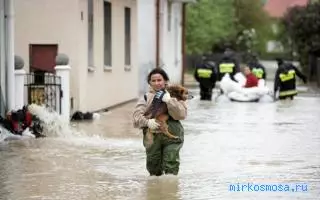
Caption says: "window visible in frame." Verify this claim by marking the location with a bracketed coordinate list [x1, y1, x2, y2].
[124, 7, 131, 66]
[104, 1, 112, 66]
[88, 0, 94, 67]
[167, 2, 172, 31]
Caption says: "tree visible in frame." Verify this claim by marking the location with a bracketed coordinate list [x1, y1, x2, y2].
[233, 0, 272, 53]
[185, 0, 272, 55]
[186, 0, 236, 54]
[282, 2, 320, 71]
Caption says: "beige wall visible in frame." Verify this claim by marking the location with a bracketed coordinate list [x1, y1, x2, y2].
[14, 0, 138, 113]
[14, 0, 81, 111]
[83, 0, 139, 111]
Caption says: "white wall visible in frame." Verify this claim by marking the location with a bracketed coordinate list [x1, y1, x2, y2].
[159, 1, 183, 84]
[137, 0, 156, 95]
[14, 0, 81, 110]
[84, 0, 139, 111]
[137, 0, 184, 95]
[14, 0, 138, 112]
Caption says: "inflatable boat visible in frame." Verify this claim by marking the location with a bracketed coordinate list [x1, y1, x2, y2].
[219, 73, 271, 102]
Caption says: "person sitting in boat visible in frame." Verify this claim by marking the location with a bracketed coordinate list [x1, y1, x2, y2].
[243, 66, 259, 88]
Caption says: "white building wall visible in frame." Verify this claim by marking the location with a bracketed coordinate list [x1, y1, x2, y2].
[137, 0, 156, 95]
[14, 0, 138, 112]
[159, 0, 182, 84]
[137, 0, 184, 94]
[82, 0, 139, 112]
[14, 0, 82, 110]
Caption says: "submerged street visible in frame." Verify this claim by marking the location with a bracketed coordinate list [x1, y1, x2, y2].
[0, 86, 319, 200]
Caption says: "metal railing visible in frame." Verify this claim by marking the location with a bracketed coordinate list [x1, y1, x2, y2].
[24, 72, 62, 113]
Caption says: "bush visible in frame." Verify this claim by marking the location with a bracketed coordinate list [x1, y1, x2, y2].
[282, 2, 320, 72]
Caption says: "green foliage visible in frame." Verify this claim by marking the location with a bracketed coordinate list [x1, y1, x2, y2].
[234, 0, 270, 31]
[282, 2, 320, 69]
[283, 3, 320, 54]
[185, 0, 272, 55]
[234, 0, 272, 53]
[185, 0, 236, 54]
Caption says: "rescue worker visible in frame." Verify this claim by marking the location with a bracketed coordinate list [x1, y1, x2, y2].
[217, 49, 240, 82]
[243, 66, 259, 88]
[194, 54, 217, 100]
[132, 68, 187, 176]
[247, 53, 267, 80]
[274, 58, 307, 100]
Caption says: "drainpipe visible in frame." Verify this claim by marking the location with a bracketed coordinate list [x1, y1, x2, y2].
[0, 0, 6, 115]
[5, 0, 15, 111]
[155, 0, 160, 68]
[181, 3, 187, 85]
[0, 1, 6, 90]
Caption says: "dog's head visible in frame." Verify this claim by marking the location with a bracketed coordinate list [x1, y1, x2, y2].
[166, 85, 189, 101]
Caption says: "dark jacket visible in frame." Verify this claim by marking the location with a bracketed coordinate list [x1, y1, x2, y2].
[274, 62, 307, 96]
[194, 60, 217, 88]
[217, 55, 239, 82]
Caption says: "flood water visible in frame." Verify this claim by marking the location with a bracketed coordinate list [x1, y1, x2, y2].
[0, 86, 319, 200]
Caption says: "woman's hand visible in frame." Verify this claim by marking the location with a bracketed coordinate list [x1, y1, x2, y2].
[147, 119, 160, 129]
[154, 90, 171, 103]
[162, 92, 171, 103]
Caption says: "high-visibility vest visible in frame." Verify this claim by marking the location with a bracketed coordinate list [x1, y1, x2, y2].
[252, 68, 264, 79]
[197, 69, 212, 78]
[219, 63, 235, 73]
[279, 70, 295, 82]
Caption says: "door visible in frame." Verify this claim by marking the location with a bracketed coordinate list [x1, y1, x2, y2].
[28, 44, 60, 110]
[29, 44, 58, 73]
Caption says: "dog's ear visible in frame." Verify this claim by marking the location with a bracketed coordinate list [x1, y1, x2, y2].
[179, 87, 186, 95]
[180, 87, 188, 101]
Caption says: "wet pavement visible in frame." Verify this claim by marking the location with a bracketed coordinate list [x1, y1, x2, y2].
[0, 85, 320, 200]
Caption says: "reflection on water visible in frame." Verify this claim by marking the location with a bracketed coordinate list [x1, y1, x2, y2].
[0, 88, 319, 200]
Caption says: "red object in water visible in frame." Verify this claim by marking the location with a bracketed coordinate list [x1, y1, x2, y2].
[24, 111, 33, 127]
[10, 111, 33, 134]
[244, 73, 259, 88]
[11, 121, 20, 133]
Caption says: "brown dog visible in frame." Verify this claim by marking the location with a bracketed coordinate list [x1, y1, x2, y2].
[144, 85, 189, 147]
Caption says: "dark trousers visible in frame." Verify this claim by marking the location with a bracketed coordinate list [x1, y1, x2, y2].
[200, 84, 213, 100]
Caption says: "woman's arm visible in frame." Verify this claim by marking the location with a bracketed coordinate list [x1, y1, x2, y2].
[132, 96, 149, 128]
[166, 98, 187, 120]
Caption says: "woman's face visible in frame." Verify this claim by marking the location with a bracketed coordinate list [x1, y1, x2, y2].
[150, 73, 166, 91]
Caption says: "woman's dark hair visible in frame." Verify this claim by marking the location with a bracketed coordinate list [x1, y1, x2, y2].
[147, 68, 170, 83]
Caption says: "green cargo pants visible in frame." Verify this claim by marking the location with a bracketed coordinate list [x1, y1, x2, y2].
[143, 118, 184, 176]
